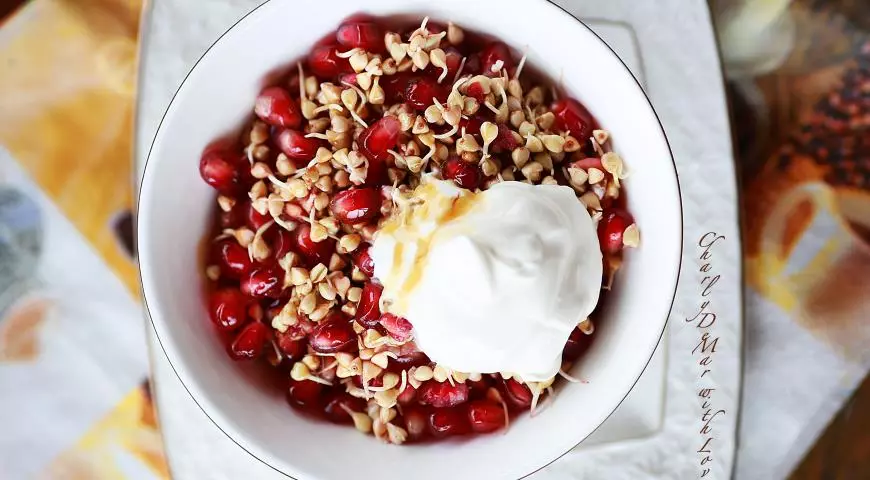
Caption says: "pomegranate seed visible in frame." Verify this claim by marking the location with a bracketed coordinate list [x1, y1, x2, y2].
[308, 45, 350, 78]
[240, 266, 283, 298]
[287, 379, 323, 410]
[466, 81, 487, 102]
[227, 322, 269, 360]
[246, 201, 272, 231]
[275, 129, 324, 162]
[562, 326, 592, 361]
[212, 239, 252, 279]
[219, 205, 244, 229]
[397, 384, 418, 405]
[254, 86, 302, 128]
[294, 223, 336, 265]
[199, 149, 241, 194]
[458, 115, 486, 136]
[386, 342, 431, 371]
[309, 315, 358, 353]
[323, 392, 367, 423]
[274, 330, 305, 362]
[463, 53, 482, 75]
[492, 123, 519, 151]
[502, 378, 532, 409]
[467, 400, 505, 433]
[388, 352, 431, 371]
[418, 381, 469, 408]
[405, 77, 448, 110]
[403, 406, 430, 440]
[380, 313, 413, 342]
[380, 72, 411, 104]
[355, 283, 383, 328]
[338, 73, 358, 86]
[358, 116, 401, 184]
[569, 156, 603, 171]
[480, 41, 514, 76]
[429, 407, 471, 437]
[336, 22, 384, 52]
[467, 377, 493, 400]
[271, 228, 295, 260]
[352, 244, 375, 277]
[443, 48, 464, 79]
[208, 288, 250, 332]
[598, 208, 634, 255]
[552, 98, 595, 141]
[330, 187, 381, 225]
[442, 157, 482, 189]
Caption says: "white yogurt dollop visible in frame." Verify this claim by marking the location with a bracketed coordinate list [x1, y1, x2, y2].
[371, 178, 602, 382]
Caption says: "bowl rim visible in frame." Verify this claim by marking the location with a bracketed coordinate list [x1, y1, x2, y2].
[136, 1, 683, 478]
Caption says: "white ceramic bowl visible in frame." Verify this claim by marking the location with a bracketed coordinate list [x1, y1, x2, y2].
[138, 0, 681, 478]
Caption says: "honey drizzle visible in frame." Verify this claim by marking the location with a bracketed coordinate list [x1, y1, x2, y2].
[383, 183, 478, 314]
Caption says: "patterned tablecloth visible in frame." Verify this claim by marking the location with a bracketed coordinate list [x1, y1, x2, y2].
[0, 0, 868, 479]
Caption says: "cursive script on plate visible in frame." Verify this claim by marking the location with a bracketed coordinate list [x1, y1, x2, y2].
[686, 232, 726, 478]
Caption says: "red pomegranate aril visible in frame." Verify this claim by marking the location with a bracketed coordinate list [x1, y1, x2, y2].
[405, 77, 448, 110]
[330, 188, 381, 225]
[208, 288, 249, 332]
[467, 400, 505, 433]
[287, 379, 323, 410]
[397, 384, 418, 405]
[492, 123, 519, 151]
[562, 326, 592, 361]
[275, 330, 305, 362]
[337, 22, 384, 52]
[219, 206, 244, 229]
[380, 72, 411, 104]
[294, 223, 336, 265]
[358, 116, 402, 163]
[213, 239, 252, 279]
[458, 115, 486, 136]
[429, 407, 472, 438]
[380, 313, 413, 342]
[271, 229, 295, 260]
[442, 157, 482, 190]
[552, 98, 595, 141]
[246, 201, 272, 231]
[403, 406, 430, 440]
[275, 129, 323, 162]
[352, 245, 375, 277]
[228, 322, 269, 360]
[480, 41, 514, 76]
[569, 157, 603, 171]
[309, 316, 358, 353]
[240, 266, 283, 299]
[598, 208, 634, 254]
[463, 53, 482, 75]
[418, 381, 470, 408]
[503, 378, 533, 409]
[465, 81, 487, 102]
[323, 392, 367, 424]
[355, 283, 383, 328]
[199, 149, 242, 194]
[308, 45, 350, 77]
[358, 117, 401, 186]
[254, 86, 302, 128]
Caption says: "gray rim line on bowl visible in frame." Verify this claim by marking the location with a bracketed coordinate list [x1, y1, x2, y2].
[136, 1, 684, 478]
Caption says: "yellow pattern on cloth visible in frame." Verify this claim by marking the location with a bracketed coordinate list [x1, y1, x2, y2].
[0, 0, 141, 295]
[0, 1, 169, 478]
